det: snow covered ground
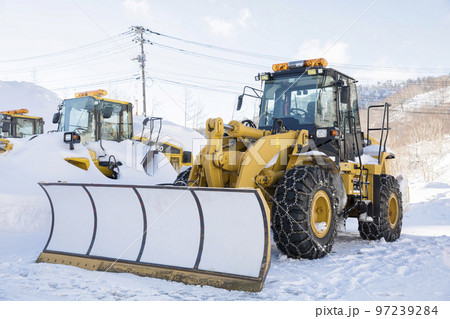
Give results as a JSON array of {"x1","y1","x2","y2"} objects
[{"x1": 1, "y1": 179, "x2": 449, "y2": 301}]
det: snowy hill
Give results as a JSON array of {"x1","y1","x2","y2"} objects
[{"x1": 0, "y1": 81, "x2": 62, "y2": 131}]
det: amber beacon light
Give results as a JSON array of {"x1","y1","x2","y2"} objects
[{"x1": 272, "y1": 58, "x2": 328, "y2": 72}]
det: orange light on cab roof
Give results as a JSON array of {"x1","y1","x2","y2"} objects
[
  {"x1": 272, "y1": 63, "x2": 289, "y2": 72},
  {"x1": 75, "y1": 89, "x2": 107, "y2": 98},
  {"x1": 303, "y1": 58, "x2": 328, "y2": 67},
  {"x1": 272, "y1": 58, "x2": 328, "y2": 72},
  {"x1": 0, "y1": 108, "x2": 29, "y2": 115}
]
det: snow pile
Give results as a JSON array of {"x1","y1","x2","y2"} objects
[
  {"x1": 0, "y1": 81, "x2": 61, "y2": 131},
  {"x1": 0, "y1": 133, "x2": 176, "y2": 233},
  {"x1": 133, "y1": 116, "x2": 206, "y2": 154}
]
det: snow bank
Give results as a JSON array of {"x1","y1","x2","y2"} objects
[
  {"x1": 133, "y1": 116, "x2": 206, "y2": 153},
  {"x1": 0, "y1": 80, "x2": 61, "y2": 131},
  {"x1": 0, "y1": 133, "x2": 176, "y2": 232}
]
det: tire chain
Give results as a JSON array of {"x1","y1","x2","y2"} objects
[{"x1": 271, "y1": 165, "x2": 340, "y2": 259}]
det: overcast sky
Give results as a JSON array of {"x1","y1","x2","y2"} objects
[{"x1": 1, "y1": 0, "x2": 449, "y2": 124}]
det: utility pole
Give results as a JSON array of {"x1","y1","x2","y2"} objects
[{"x1": 132, "y1": 26, "x2": 147, "y2": 117}]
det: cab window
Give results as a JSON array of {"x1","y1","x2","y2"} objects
[{"x1": 15, "y1": 118, "x2": 35, "y2": 137}]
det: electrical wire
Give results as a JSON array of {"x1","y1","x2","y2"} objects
[
  {"x1": 150, "y1": 77, "x2": 240, "y2": 95},
  {"x1": 0, "y1": 32, "x2": 133, "y2": 63},
  {"x1": 145, "y1": 28, "x2": 289, "y2": 61},
  {"x1": 149, "y1": 41, "x2": 268, "y2": 69}
]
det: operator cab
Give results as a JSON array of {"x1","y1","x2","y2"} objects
[
  {"x1": 54, "y1": 90, "x2": 133, "y2": 144},
  {"x1": 256, "y1": 58, "x2": 363, "y2": 162},
  {"x1": 0, "y1": 110, "x2": 44, "y2": 138}
]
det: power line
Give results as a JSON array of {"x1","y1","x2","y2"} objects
[
  {"x1": 145, "y1": 28, "x2": 289, "y2": 61},
  {"x1": 149, "y1": 41, "x2": 268, "y2": 69},
  {"x1": 148, "y1": 67, "x2": 248, "y2": 86},
  {"x1": 150, "y1": 76, "x2": 240, "y2": 95},
  {"x1": 49, "y1": 75, "x2": 137, "y2": 91},
  {"x1": 0, "y1": 32, "x2": 133, "y2": 63}
]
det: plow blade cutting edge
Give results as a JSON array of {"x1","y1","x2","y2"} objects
[{"x1": 36, "y1": 182, "x2": 271, "y2": 292}]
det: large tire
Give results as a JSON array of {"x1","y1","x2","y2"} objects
[
  {"x1": 173, "y1": 167, "x2": 192, "y2": 186},
  {"x1": 271, "y1": 166, "x2": 339, "y2": 259},
  {"x1": 358, "y1": 174, "x2": 403, "y2": 241}
]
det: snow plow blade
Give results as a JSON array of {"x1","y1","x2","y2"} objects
[{"x1": 36, "y1": 182, "x2": 271, "y2": 292}]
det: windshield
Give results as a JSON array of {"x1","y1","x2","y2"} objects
[
  {"x1": 58, "y1": 96, "x2": 133, "y2": 142},
  {"x1": 15, "y1": 118, "x2": 36, "y2": 137},
  {"x1": 258, "y1": 74, "x2": 336, "y2": 129},
  {"x1": 59, "y1": 96, "x2": 96, "y2": 142}
]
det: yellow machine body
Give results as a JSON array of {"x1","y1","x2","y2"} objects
[{"x1": 188, "y1": 118, "x2": 391, "y2": 210}]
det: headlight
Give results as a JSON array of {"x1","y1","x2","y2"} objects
[
  {"x1": 316, "y1": 129, "x2": 327, "y2": 138},
  {"x1": 64, "y1": 132, "x2": 72, "y2": 142},
  {"x1": 63, "y1": 132, "x2": 81, "y2": 144}
]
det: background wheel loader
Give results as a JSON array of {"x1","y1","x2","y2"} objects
[
  {"x1": 52, "y1": 89, "x2": 191, "y2": 178},
  {"x1": 51, "y1": 89, "x2": 134, "y2": 178},
  {"x1": 0, "y1": 109, "x2": 44, "y2": 153},
  {"x1": 37, "y1": 58, "x2": 406, "y2": 292}
]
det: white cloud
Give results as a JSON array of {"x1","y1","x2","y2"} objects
[
  {"x1": 204, "y1": 16, "x2": 234, "y2": 37},
  {"x1": 238, "y1": 9, "x2": 252, "y2": 27},
  {"x1": 204, "y1": 8, "x2": 252, "y2": 37},
  {"x1": 296, "y1": 39, "x2": 350, "y2": 64},
  {"x1": 123, "y1": 0, "x2": 150, "y2": 15}
]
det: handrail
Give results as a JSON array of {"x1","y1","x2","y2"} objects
[{"x1": 366, "y1": 103, "x2": 391, "y2": 164}]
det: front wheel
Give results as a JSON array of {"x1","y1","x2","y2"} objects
[{"x1": 271, "y1": 166, "x2": 338, "y2": 259}]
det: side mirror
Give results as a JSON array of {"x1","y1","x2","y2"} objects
[
  {"x1": 2, "y1": 121, "x2": 11, "y2": 133},
  {"x1": 52, "y1": 112, "x2": 60, "y2": 124},
  {"x1": 236, "y1": 94, "x2": 244, "y2": 111},
  {"x1": 102, "y1": 107, "x2": 113, "y2": 119},
  {"x1": 336, "y1": 80, "x2": 344, "y2": 88},
  {"x1": 340, "y1": 86, "x2": 350, "y2": 104}
]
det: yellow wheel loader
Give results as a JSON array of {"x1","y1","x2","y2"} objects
[
  {"x1": 0, "y1": 109, "x2": 44, "y2": 153},
  {"x1": 51, "y1": 89, "x2": 133, "y2": 178},
  {"x1": 37, "y1": 59, "x2": 406, "y2": 292},
  {"x1": 53, "y1": 90, "x2": 191, "y2": 178}
]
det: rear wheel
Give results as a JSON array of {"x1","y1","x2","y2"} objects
[
  {"x1": 358, "y1": 174, "x2": 403, "y2": 241},
  {"x1": 271, "y1": 166, "x2": 338, "y2": 259}
]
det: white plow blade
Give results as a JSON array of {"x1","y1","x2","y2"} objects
[{"x1": 37, "y1": 183, "x2": 271, "y2": 292}]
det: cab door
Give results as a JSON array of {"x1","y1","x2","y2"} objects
[{"x1": 338, "y1": 78, "x2": 362, "y2": 162}]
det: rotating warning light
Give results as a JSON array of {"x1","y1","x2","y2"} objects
[
  {"x1": 75, "y1": 89, "x2": 107, "y2": 98},
  {"x1": 272, "y1": 58, "x2": 328, "y2": 72}
]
